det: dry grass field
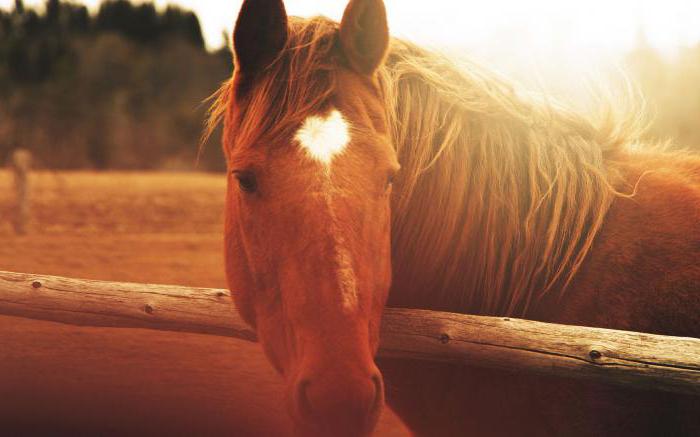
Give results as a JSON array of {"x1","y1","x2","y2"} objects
[{"x1": 0, "y1": 170, "x2": 407, "y2": 436}]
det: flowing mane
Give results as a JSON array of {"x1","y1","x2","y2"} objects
[
  {"x1": 207, "y1": 16, "x2": 648, "y2": 316},
  {"x1": 381, "y1": 40, "x2": 649, "y2": 316}
]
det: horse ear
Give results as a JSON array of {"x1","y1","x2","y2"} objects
[
  {"x1": 339, "y1": 0, "x2": 389, "y2": 76},
  {"x1": 233, "y1": 0, "x2": 288, "y2": 78}
]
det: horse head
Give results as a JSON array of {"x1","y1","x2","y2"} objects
[{"x1": 221, "y1": 1, "x2": 397, "y2": 434}]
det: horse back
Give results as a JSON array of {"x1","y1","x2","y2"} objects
[{"x1": 542, "y1": 151, "x2": 700, "y2": 337}]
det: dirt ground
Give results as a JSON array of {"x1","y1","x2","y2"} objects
[{"x1": 0, "y1": 170, "x2": 408, "y2": 436}]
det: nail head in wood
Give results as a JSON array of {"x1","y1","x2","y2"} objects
[
  {"x1": 144, "y1": 304, "x2": 155, "y2": 315},
  {"x1": 589, "y1": 349, "x2": 602, "y2": 360},
  {"x1": 31, "y1": 281, "x2": 42, "y2": 289}
]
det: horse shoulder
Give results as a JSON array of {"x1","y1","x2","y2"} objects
[{"x1": 542, "y1": 153, "x2": 700, "y2": 337}]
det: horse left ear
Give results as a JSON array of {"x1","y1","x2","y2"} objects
[
  {"x1": 233, "y1": 0, "x2": 288, "y2": 79},
  {"x1": 339, "y1": 0, "x2": 389, "y2": 76}
]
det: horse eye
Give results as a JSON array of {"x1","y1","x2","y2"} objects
[
  {"x1": 234, "y1": 171, "x2": 258, "y2": 193},
  {"x1": 385, "y1": 173, "x2": 395, "y2": 191}
]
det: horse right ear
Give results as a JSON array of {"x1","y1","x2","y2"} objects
[
  {"x1": 233, "y1": 0, "x2": 288, "y2": 80},
  {"x1": 339, "y1": 0, "x2": 389, "y2": 76}
]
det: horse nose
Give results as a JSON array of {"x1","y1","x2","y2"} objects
[{"x1": 295, "y1": 368, "x2": 384, "y2": 433}]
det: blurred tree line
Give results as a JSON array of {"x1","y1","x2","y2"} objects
[
  {"x1": 0, "y1": 0, "x2": 231, "y2": 170},
  {"x1": 626, "y1": 34, "x2": 700, "y2": 151},
  {"x1": 0, "y1": 2, "x2": 699, "y2": 171}
]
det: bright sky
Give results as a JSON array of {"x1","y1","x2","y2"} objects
[{"x1": 4, "y1": 1, "x2": 700, "y2": 60}]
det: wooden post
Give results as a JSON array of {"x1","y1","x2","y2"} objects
[
  {"x1": 9, "y1": 149, "x2": 31, "y2": 235},
  {"x1": 0, "y1": 271, "x2": 698, "y2": 396}
]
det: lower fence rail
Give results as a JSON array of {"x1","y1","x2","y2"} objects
[{"x1": 0, "y1": 270, "x2": 698, "y2": 395}]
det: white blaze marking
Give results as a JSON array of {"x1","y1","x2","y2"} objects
[
  {"x1": 295, "y1": 109, "x2": 350, "y2": 167},
  {"x1": 334, "y1": 233, "x2": 359, "y2": 310},
  {"x1": 294, "y1": 108, "x2": 358, "y2": 311}
]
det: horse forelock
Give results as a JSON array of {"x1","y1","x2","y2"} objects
[
  {"x1": 206, "y1": 15, "x2": 647, "y2": 317},
  {"x1": 204, "y1": 16, "x2": 340, "y2": 155}
]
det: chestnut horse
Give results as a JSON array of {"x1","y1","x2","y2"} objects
[{"x1": 208, "y1": 0, "x2": 700, "y2": 435}]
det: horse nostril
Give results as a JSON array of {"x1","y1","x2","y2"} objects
[
  {"x1": 370, "y1": 373, "x2": 384, "y2": 417},
  {"x1": 296, "y1": 378, "x2": 313, "y2": 419}
]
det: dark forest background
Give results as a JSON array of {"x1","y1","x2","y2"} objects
[
  {"x1": 0, "y1": 0, "x2": 230, "y2": 171},
  {"x1": 1, "y1": 0, "x2": 699, "y2": 171}
]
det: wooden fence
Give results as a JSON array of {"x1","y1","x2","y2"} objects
[
  {"x1": 8, "y1": 149, "x2": 32, "y2": 234},
  {"x1": 0, "y1": 270, "x2": 698, "y2": 396}
]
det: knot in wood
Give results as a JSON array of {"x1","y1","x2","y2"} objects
[
  {"x1": 439, "y1": 333, "x2": 451, "y2": 345},
  {"x1": 589, "y1": 349, "x2": 602, "y2": 360},
  {"x1": 216, "y1": 291, "x2": 226, "y2": 298},
  {"x1": 31, "y1": 281, "x2": 42, "y2": 289},
  {"x1": 144, "y1": 304, "x2": 155, "y2": 315}
]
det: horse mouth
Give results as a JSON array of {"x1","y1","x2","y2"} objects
[{"x1": 288, "y1": 368, "x2": 384, "y2": 436}]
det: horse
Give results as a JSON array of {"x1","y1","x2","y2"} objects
[{"x1": 206, "y1": 0, "x2": 700, "y2": 435}]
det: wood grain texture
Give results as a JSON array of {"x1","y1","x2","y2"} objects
[{"x1": 1, "y1": 270, "x2": 698, "y2": 395}]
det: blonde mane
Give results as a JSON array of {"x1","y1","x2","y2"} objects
[
  {"x1": 381, "y1": 39, "x2": 648, "y2": 315},
  {"x1": 207, "y1": 17, "x2": 647, "y2": 316}
]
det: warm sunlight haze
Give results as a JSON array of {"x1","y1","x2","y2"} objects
[
  {"x1": 5, "y1": 0, "x2": 700, "y2": 57},
  {"x1": 1, "y1": 1, "x2": 700, "y2": 436}
]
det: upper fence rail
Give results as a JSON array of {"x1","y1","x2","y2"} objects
[{"x1": 0, "y1": 270, "x2": 698, "y2": 396}]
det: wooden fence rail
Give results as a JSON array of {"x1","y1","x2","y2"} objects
[{"x1": 0, "y1": 271, "x2": 698, "y2": 396}]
